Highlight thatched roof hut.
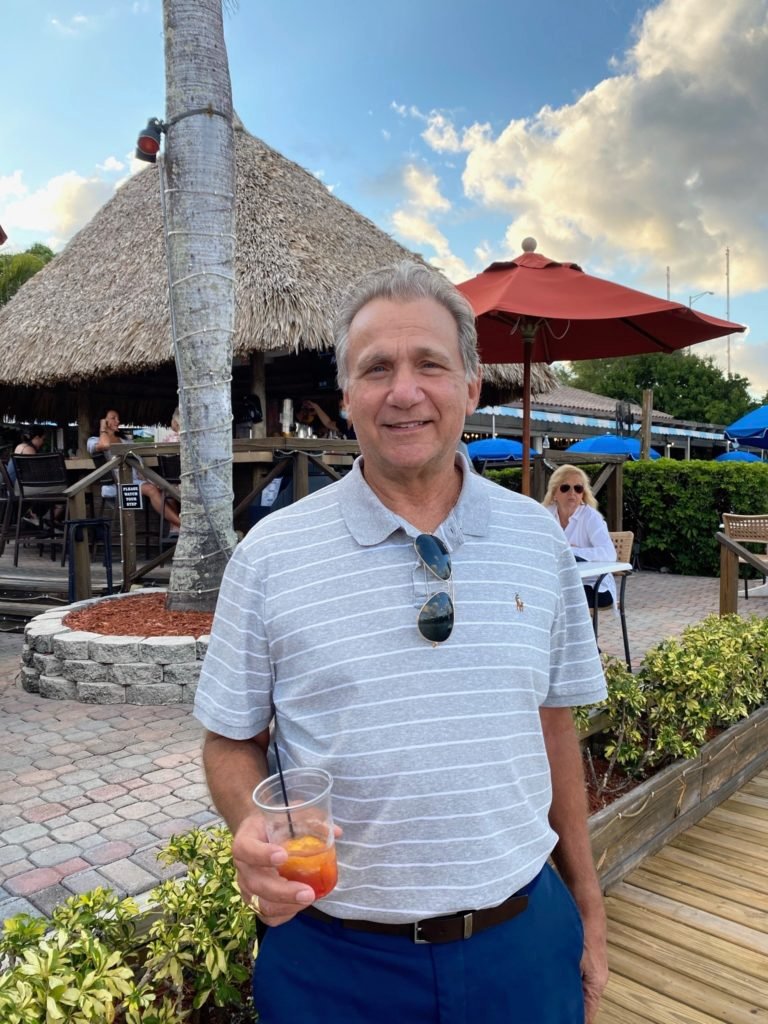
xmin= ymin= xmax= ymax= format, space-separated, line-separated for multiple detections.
xmin=0 ymin=117 xmax=554 ymax=424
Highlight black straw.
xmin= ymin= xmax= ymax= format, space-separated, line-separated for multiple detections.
xmin=272 ymin=720 xmax=295 ymax=838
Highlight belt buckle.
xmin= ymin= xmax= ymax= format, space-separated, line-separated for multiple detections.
xmin=413 ymin=911 xmax=474 ymax=943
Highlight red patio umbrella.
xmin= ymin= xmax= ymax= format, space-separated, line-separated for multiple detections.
xmin=457 ymin=239 xmax=746 ymax=493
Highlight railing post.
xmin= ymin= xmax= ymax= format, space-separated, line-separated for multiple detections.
xmin=293 ymin=452 xmax=309 ymax=501
xmin=605 ymin=466 xmax=623 ymax=532
xmin=118 ymin=459 xmax=136 ymax=592
xmin=69 ymin=488 xmax=92 ymax=602
xmin=720 ymin=542 xmax=738 ymax=615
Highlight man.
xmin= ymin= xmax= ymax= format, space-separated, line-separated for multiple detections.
xmin=194 ymin=262 xmax=609 ymax=1023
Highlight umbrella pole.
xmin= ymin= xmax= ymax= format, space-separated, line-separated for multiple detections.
xmin=520 ymin=324 xmax=536 ymax=496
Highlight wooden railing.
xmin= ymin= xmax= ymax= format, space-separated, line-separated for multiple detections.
xmin=717 ymin=531 xmax=768 ymax=614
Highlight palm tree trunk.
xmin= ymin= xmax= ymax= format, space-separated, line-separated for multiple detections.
xmin=162 ymin=0 xmax=237 ymax=611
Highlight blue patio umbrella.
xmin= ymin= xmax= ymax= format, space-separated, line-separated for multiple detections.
xmin=466 ymin=437 xmax=532 ymax=461
xmin=724 ymin=406 xmax=768 ymax=450
xmin=565 ymin=434 xmax=661 ymax=460
xmin=714 ymin=450 xmax=763 ymax=463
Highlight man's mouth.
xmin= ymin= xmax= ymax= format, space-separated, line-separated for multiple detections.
xmin=385 ymin=420 xmax=428 ymax=430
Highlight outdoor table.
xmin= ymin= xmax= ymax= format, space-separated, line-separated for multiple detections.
xmin=576 ymin=560 xmax=633 ymax=670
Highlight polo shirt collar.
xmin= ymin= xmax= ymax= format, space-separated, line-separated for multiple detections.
xmin=338 ymin=453 xmax=491 ymax=547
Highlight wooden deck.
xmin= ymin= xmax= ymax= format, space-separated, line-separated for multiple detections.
xmin=0 ymin=535 xmax=168 ymax=623
xmin=598 ymin=767 xmax=768 ymax=1023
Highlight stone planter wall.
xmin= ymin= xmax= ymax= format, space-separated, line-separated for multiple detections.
xmin=20 ymin=592 xmax=206 ymax=706
xmin=589 ymin=703 xmax=768 ymax=888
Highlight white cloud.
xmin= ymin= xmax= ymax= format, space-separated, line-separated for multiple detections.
xmin=421 ymin=112 xmax=463 ymax=153
xmin=695 ymin=334 xmax=768 ymax=397
xmin=390 ymin=101 xmax=408 ymax=117
xmin=381 ymin=129 xmax=391 ymax=142
xmin=418 ymin=0 xmax=768 ymax=294
xmin=389 ymin=165 xmax=469 ymax=281
xmin=402 ymin=165 xmax=450 ymax=212
xmin=0 ymin=170 xmax=114 ymax=250
xmin=0 ymin=171 xmax=26 ymax=203
xmin=50 ymin=14 xmax=89 ymax=36
xmin=97 ymin=156 xmax=125 ymax=173
xmin=391 ymin=209 xmax=471 ymax=281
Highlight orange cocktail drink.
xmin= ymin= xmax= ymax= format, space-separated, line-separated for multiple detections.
xmin=279 ymin=833 xmax=338 ymax=899
xmin=253 ymin=767 xmax=338 ymax=900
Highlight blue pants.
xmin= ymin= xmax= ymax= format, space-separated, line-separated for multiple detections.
xmin=252 ymin=864 xmax=584 ymax=1023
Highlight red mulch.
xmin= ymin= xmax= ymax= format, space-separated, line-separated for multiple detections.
xmin=583 ymin=753 xmax=644 ymax=814
xmin=64 ymin=592 xmax=214 ymax=638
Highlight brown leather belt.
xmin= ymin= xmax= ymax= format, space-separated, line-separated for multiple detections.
xmin=303 ymin=891 xmax=529 ymax=944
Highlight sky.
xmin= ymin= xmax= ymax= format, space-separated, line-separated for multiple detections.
xmin=2 ymin=0 xmax=767 ymax=397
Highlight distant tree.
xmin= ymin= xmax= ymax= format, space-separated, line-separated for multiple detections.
xmin=0 ymin=243 xmax=54 ymax=306
xmin=26 ymin=243 xmax=55 ymax=263
xmin=563 ymin=352 xmax=756 ymax=424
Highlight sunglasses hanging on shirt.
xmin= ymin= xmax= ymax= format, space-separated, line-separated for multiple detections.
xmin=413 ymin=533 xmax=454 ymax=645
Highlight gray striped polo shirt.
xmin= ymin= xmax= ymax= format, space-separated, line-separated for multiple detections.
xmin=194 ymin=456 xmax=606 ymax=923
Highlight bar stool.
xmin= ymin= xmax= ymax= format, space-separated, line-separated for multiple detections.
xmin=66 ymin=518 xmax=114 ymax=603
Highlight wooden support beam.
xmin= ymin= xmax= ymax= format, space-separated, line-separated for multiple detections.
xmin=720 ymin=541 xmax=739 ymax=615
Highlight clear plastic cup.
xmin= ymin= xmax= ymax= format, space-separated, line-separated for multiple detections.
xmin=253 ymin=767 xmax=337 ymax=899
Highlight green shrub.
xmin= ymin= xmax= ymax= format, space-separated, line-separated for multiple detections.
xmin=623 ymin=460 xmax=768 ymax=576
xmin=579 ymin=613 xmax=768 ymax=796
xmin=0 ymin=826 xmax=257 ymax=1023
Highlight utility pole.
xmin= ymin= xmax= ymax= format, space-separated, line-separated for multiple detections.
xmin=725 ymin=247 xmax=731 ymax=376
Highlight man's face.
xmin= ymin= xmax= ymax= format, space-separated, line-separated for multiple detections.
xmin=343 ymin=297 xmax=481 ymax=482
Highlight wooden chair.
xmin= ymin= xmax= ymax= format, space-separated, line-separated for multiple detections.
xmin=11 ymin=453 xmax=70 ymax=566
xmin=156 ymin=453 xmax=181 ymax=549
xmin=0 ymin=459 xmax=20 ymax=558
xmin=607 ymin=530 xmax=635 ymax=671
xmin=722 ymin=514 xmax=768 ymax=598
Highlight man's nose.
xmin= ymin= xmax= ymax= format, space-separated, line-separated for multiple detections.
xmin=387 ymin=367 xmax=423 ymax=405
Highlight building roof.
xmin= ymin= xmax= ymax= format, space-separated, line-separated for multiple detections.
xmin=0 ymin=116 xmax=554 ymax=422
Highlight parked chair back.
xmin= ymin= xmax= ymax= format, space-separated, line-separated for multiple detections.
xmin=606 ymin=530 xmax=635 ymax=671
xmin=12 ymin=452 xmax=69 ymax=494
xmin=608 ymin=530 xmax=634 ymax=565
xmin=0 ymin=458 xmax=19 ymax=558
xmin=722 ymin=514 xmax=768 ymax=598
xmin=157 ymin=453 xmax=181 ymax=482
xmin=11 ymin=453 xmax=70 ymax=567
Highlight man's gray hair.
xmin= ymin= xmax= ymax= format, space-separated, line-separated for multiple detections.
xmin=334 ymin=261 xmax=480 ymax=390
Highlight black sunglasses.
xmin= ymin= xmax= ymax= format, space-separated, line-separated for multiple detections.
xmin=413 ymin=534 xmax=454 ymax=645
xmin=559 ymin=483 xmax=584 ymax=494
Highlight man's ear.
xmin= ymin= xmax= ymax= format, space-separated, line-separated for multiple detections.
xmin=465 ymin=371 xmax=482 ymax=416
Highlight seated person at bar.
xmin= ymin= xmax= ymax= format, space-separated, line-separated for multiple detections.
xmin=88 ymin=408 xmax=181 ymax=534
xmin=543 ymin=464 xmax=616 ymax=609
xmin=164 ymin=407 xmax=181 ymax=443
xmin=298 ymin=398 xmax=356 ymax=439
xmin=8 ymin=425 xmax=47 ymax=488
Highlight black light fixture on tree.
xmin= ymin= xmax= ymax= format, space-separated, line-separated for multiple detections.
xmin=135 ymin=118 xmax=166 ymax=163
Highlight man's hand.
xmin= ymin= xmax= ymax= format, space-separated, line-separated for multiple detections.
xmin=232 ymin=814 xmax=315 ymax=927
xmin=581 ymin=909 xmax=609 ymax=1022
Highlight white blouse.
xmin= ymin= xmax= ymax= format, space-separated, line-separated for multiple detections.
xmin=548 ymin=503 xmax=617 ymax=603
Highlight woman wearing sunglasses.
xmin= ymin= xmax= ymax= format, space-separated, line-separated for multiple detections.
xmin=543 ymin=465 xmax=617 ymax=609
